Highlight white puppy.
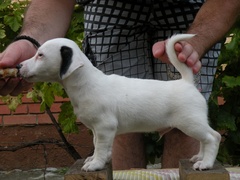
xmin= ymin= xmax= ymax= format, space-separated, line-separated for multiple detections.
xmin=18 ymin=34 xmax=221 ymax=171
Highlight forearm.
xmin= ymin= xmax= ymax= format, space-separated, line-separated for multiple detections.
xmin=187 ymin=0 xmax=240 ymax=57
xmin=20 ymin=0 xmax=76 ymax=44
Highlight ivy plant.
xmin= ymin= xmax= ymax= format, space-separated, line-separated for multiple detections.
xmin=209 ymin=19 xmax=240 ymax=166
xmin=0 ymin=0 xmax=84 ymax=133
xmin=0 ymin=0 xmax=28 ymax=110
xmin=0 ymin=0 xmax=28 ymax=51
xmin=5 ymin=0 xmax=240 ymax=165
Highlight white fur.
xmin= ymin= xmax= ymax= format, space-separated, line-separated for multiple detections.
xmin=19 ymin=34 xmax=221 ymax=171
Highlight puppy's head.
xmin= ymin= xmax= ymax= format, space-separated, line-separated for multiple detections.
xmin=19 ymin=38 xmax=84 ymax=82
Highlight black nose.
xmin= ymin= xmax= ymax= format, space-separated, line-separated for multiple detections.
xmin=16 ymin=64 xmax=23 ymax=69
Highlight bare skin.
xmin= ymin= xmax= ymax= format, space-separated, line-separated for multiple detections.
xmin=0 ymin=0 xmax=239 ymax=169
xmin=0 ymin=0 xmax=75 ymax=95
xmin=152 ymin=0 xmax=240 ymax=168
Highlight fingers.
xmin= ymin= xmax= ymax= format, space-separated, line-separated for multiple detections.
xmin=0 ymin=43 xmax=22 ymax=68
xmin=0 ymin=78 xmax=19 ymax=96
xmin=10 ymin=80 xmax=33 ymax=96
xmin=175 ymin=42 xmax=201 ymax=74
xmin=0 ymin=40 xmax=36 ymax=96
xmin=192 ymin=60 xmax=202 ymax=74
xmin=0 ymin=78 xmax=32 ymax=96
xmin=152 ymin=41 xmax=165 ymax=58
xmin=0 ymin=40 xmax=37 ymax=68
xmin=152 ymin=40 xmax=202 ymax=74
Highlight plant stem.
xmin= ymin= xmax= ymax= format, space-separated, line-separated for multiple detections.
xmin=45 ymin=106 xmax=81 ymax=160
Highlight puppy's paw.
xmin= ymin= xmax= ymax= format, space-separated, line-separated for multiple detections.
xmin=193 ymin=161 xmax=213 ymax=171
xmin=190 ymin=154 xmax=203 ymax=163
xmin=84 ymin=156 xmax=94 ymax=164
xmin=81 ymin=159 xmax=105 ymax=172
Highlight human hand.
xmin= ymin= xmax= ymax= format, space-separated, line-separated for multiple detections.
xmin=152 ymin=39 xmax=201 ymax=74
xmin=0 ymin=40 xmax=36 ymax=96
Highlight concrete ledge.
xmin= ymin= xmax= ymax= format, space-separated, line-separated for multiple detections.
xmin=179 ymin=159 xmax=230 ymax=180
xmin=64 ymin=159 xmax=113 ymax=180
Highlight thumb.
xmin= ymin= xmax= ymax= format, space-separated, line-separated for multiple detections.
xmin=0 ymin=48 xmax=22 ymax=68
xmin=0 ymin=41 xmax=36 ymax=68
xmin=152 ymin=41 xmax=165 ymax=58
xmin=152 ymin=40 xmax=170 ymax=64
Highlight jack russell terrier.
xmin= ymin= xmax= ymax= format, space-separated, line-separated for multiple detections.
xmin=18 ymin=34 xmax=221 ymax=171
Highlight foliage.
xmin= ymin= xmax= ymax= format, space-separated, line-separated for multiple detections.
xmin=58 ymin=101 xmax=78 ymax=134
xmin=6 ymin=0 xmax=240 ymax=165
xmin=0 ymin=0 xmax=28 ymax=52
xmin=0 ymin=0 xmax=84 ymax=133
xmin=0 ymin=94 xmax=23 ymax=111
xmin=0 ymin=0 xmax=28 ymax=109
xmin=144 ymin=132 xmax=163 ymax=164
xmin=209 ymin=19 xmax=240 ymax=165
xmin=66 ymin=5 xmax=84 ymax=48
xmin=0 ymin=0 xmax=163 ymax=163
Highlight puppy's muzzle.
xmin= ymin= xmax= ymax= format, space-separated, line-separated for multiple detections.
xmin=16 ymin=64 xmax=23 ymax=77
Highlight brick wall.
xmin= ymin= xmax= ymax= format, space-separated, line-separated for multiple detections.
xmin=0 ymin=94 xmax=94 ymax=170
xmin=0 ymin=94 xmax=68 ymax=126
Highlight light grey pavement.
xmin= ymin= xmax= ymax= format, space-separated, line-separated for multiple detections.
xmin=0 ymin=168 xmax=65 ymax=180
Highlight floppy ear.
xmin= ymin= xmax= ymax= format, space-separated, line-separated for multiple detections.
xmin=60 ymin=46 xmax=83 ymax=79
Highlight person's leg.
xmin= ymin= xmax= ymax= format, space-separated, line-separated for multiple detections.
xmin=150 ymin=1 xmax=221 ymax=168
xmin=83 ymin=0 xmax=153 ymax=169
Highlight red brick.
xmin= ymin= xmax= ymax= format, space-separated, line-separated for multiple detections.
xmin=12 ymin=104 xmax=28 ymax=115
xmin=0 ymin=116 xmax=3 ymax=126
xmin=50 ymin=103 xmax=62 ymax=113
xmin=3 ymin=115 xmax=37 ymax=126
xmin=28 ymin=104 xmax=44 ymax=114
xmin=21 ymin=95 xmax=35 ymax=104
xmin=37 ymin=113 xmax=52 ymax=124
xmin=53 ymin=113 xmax=59 ymax=121
xmin=54 ymin=96 xmax=69 ymax=103
xmin=0 ymin=105 xmax=11 ymax=115
xmin=0 ymin=100 xmax=4 ymax=105
xmin=37 ymin=113 xmax=59 ymax=125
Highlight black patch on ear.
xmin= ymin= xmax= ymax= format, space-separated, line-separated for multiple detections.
xmin=60 ymin=46 xmax=73 ymax=78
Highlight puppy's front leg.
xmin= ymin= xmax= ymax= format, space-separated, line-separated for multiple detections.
xmin=81 ymin=122 xmax=117 ymax=171
xmin=84 ymin=129 xmax=97 ymax=164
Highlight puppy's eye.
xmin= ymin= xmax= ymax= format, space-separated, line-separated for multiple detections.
xmin=38 ymin=53 xmax=44 ymax=58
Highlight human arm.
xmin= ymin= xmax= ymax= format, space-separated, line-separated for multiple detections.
xmin=0 ymin=0 xmax=76 ymax=95
xmin=152 ymin=0 xmax=240 ymax=74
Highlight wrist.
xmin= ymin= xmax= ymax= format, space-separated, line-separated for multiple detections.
xmin=13 ymin=35 xmax=41 ymax=49
xmin=13 ymin=39 xmax=38 ymax=62
xmin=185 ymin=35 xmax=207 ymax=59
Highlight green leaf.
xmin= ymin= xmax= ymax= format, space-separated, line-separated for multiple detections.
xmin=217 ymin=110 xmax=237 ymax=131
xmin=0 ymin=0 xmax=11 ymax=10
xmin=229 ymin=131 xmax=240 ymax=144
xmin=4 ymin=12 xmax=22 ymax=32
xmin=222 ymin=76 xmax=240 ymax=88
xmin=58 ymin=102 xmax=78 ymax=134
xmin=26 ymin=90 xmax=39 ymax=102
xmin=226 ymin=35 xmax=237 ymax=51
xmin=0 ymin=29 xmax=6 ymax=39
xmin=0 ymin=94 xmax=23 ymax=111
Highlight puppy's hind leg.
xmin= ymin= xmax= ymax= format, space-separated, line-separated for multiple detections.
xmin=190 ymin=141 xmax=204 ymax=163
xmin=178 ymin=123 xmax=221 ymax=170
xmin=192 ymin=129 xmax=221 ymax=170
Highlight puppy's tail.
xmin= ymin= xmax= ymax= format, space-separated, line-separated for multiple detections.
xmin=166 ymin=34 xmax=195 ymax=84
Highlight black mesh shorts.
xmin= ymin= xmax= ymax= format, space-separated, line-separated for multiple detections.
xmin=82 ymin=0 xmax=221 ymax=100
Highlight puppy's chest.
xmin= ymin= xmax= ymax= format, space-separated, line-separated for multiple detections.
xmin=71 ymin=100 xmax=98 ymax=123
